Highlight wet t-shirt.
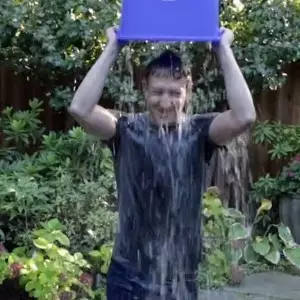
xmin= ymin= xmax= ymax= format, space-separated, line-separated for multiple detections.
xmin=105 ymin=113 xmax=218 ymax=291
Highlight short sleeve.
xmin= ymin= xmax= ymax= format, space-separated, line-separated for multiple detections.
xmin=192 ymin=114 xmax=220 ymax=164
xmin=101 ymin=116 xmax=127 ymax=159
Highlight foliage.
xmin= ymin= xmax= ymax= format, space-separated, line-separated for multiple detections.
xmin=0 ymin=102 xmax=117 ymax=253
xmin=199 ymin=187 xmax=249 ymax=288
xmin=89 ymin=243 xmax=113 ymax=276
xmin=0 ymin=172 xmax=117 ymax=252
xmin=199 ymin=188 xmax=300 ymax=289
xmin=274 ymin=155 xmax=300 ymax=197
xmin=245 ymin=199 xmax=300 ymax=270
xmin=252 ymin=121 xmax=300 ymax=201
xmin=251 ymin=174 xmax=280 ymax=201
xmin=0 ymin=219 xmax=95 ymax=300
xmin=253 ymin=121 xmax=300 ymax=161
xmin=1 ymin=0 xmax=300 ymax=112
xmin=0 ymin=99 xmax=44 ymax=157
xmin=89 ymin=243 xmax=114 ymax=299
xmin=1 ymin=99 xmax=115 ymax=183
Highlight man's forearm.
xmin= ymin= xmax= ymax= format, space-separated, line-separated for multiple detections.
xmin=69 ymin=42 xmax=120 ymax=117
xmin=216 ymin=45 xmax=256 ymax=123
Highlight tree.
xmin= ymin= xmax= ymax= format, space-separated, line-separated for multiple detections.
xmin=0 ymin=0 xmax=300 ymax=113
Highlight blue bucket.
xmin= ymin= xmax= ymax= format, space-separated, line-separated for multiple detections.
xmin=118 ymin=0 xmax=220 ymax=42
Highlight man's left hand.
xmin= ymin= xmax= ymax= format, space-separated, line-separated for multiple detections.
xmin=213 ymin=27 xmax=234 ymax=50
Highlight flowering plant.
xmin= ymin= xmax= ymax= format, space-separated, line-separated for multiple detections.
xmin=277 ymin=154 xmax=300 ymax=196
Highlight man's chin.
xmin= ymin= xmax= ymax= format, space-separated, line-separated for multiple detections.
xmin=149 ymin=112 xmax=184 ymax=126
xmin=157 ymin=118 xmax=176 ymax=125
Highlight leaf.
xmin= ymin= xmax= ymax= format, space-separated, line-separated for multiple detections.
xmin=47 ymin=218 xmax=62 ymax=230
xmin=89 ymin=250 xmax=101 ymax=258
xmin=228 ymin=223 xmax=249 ymax=241
xmin=57 ymin=248 xmax=69 ymax=257
xmin=268 ymin=234 xmax=282 ymax=250
xmin=278 ymin=224 xmax=295 ymax=248
xmin=57 ymin=249 xmax=74 ymax=262
xmin=32 ymin=287 xmax=43 ymax=298
xmin=264 ymin=246 xmax=280 ymax=265
xmin=11 ymin=247 xmax=26 ymax=256
xmin=33 ymin=238 xmax=49 ymax=250
xmin=257 ymin=199 xmax=272 ymax=215
xmin=252 ymin=236 xmax=270 ymax=256
xmin=25 ymin=281 xmax=35 ymax=292
xmin=74 ymin=252 xmax=83 ymax=260
xmin=244 ymin=244 xmax=258 ymax=263
xmin=283 ymin=247 xmax=300 ymax=269
xmin=224 ymin=208 xmax=245 ymax=221
xmin=51 ymin=230 xmax=70 ymax=247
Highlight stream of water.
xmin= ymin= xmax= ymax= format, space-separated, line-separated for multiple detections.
xmin=110 ymin=110 xmax=234 ymax=299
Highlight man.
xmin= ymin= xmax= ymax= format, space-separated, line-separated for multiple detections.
xmin=69 ymin=26 xmax=256 ymax=300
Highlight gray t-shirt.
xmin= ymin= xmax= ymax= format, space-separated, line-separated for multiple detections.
xmin=105 ymin=113 xmax=217 ymax=288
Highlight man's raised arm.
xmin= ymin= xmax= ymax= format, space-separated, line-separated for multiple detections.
xmin=208 ymin=28 xmax=256 ymax=146
xmin=68 ymin=26 xmax=120 ymax=140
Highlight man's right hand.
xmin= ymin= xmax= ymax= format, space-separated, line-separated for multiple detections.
xmin=106 ymin=26 xmax=119 ymax=46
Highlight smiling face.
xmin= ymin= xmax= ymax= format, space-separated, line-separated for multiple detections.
xmin=145 ymin=74 xmax=188 ymax=125
xmin=143 ymin=50 xmax=192 ymax=126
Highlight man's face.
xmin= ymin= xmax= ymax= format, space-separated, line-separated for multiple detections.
xmin=144 ymin=75 xmax=188 ymax=125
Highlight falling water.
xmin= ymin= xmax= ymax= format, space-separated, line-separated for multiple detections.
xmin=109 ymin=47 xmax=256 ymax=300
xmin=144 ymin=116 xmax=194 ymax=300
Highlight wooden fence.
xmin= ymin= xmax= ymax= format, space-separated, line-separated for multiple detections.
xmin=1 ymin=62 xmax=300 ymax=180
xmin=250 ymin=61 xmax=300 ymax=180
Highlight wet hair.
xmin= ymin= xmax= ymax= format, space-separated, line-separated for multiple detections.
xmin=143 ymin=50 xmax=193 ymax=111
xmin=144 ymin=50 xmax=192 ymax=83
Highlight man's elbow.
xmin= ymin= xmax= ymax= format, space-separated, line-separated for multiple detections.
xmin=244 ymin=110 xmax=257 ymax=126
xmin=68 ymin=103 xmax=88 ymax=120
xmin=233 ymin=110 xmax=256 ymax=131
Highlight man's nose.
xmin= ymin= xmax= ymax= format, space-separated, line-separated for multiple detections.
xmin=160 ymin=96 xmax=173 ymax=110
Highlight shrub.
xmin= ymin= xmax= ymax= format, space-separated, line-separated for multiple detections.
xmin=0 ymin=102 xmax=117 ymax=254
xmin=0 ymin=219 xmax=96 ymax=299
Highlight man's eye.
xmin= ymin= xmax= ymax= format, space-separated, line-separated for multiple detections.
xmin=170 ymin=91 xmax=181 ymax=97
xmin=153 ymin=90 xmax=163 ymax=96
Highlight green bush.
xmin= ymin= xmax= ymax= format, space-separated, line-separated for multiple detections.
xmin=252 ymin=121 xmax=300 ymax=201
xmin=0 ymin=219 xmax=99 ymax=299
xmin=1 ymin=0 xmax=300 ymax=112
xmin=200 ymin=189 xmax=300 ymax=289
xmin=0 ymin=101 xmax=117 ymax=254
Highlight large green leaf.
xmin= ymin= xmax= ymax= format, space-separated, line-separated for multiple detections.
xmin=252 ymin=237 xmax=270 ymax=256
xmin=33 ymin=238 xmax=49 ymax=250
xmin=278 ymin=224 xmax=295 ymax=248
xmin=264 ymin=246 xmax=280 ymax=265
xmin=25 ymin=281 xmax=35 ymax=292
xmin=228 ymin=223 xmax=249 ymax=241
xmin=283 ymin=247 xmax=300 ymax=269
xmin=244 ymin=244 xmax=258 ymax=263
xmin=51 ymin=230 xmax=70 ymax=247
xmin=47 ymin=218 xmax=62 ymax=230
xmin=268 ymin=234 xmax=282 ymax=250
xmin=224 ymin=208 xmax=245 ymax=221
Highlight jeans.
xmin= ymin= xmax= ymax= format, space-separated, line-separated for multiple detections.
xmin=106 ymin=259 xmax=198 ymax=300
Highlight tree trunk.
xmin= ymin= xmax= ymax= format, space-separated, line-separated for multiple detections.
xmin=206 ymin=129 xmax=253 ymax=219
